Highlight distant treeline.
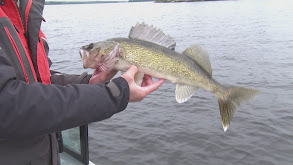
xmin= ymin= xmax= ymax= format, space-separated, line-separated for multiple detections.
xmin=155 ymin=0 xmax=227 ymax=2
xmin=45 ymin=0 xmax=154 ymax=5
xmin=45 ymin=0 xmax=226 ymax=5
xmin=45 ymin=1 xmax=126 ymax=5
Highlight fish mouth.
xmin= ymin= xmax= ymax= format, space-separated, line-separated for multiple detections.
xmin=79 ymin=48 xmax=89 ymax=61
xmin=79 ymin=41 xmax=119 ymax=73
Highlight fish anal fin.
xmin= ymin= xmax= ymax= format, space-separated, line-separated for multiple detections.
xmin=183 ymin=45 xmax=212 ymax=77
xmin=129 ymin=22 xmax=176 ymax=50
xmin=175 ymin=84 xmax=199 ymax=103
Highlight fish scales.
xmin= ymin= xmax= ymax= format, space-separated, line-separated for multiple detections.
xmin=112 ymin=38 xmax=211 ymax=86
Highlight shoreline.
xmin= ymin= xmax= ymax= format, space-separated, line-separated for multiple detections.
xmin=45 ymin=0 xmax=228 ymax=5
xmin=45 ymin=0 xmax=154 ymax=5
xmin=155 ymin=0 xmax=229 ymax=2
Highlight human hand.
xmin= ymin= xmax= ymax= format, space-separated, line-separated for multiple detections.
xmin=121 ymin=65 xmax=165 ymax=102
xmin=89 ymin=68 xmax=118 ymax=84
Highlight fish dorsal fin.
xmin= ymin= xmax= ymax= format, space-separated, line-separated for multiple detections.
xmin=183 ymin=45 xmax=212 ymax=77
xmin=129 ymin=22 xmax=176 ymax=50
xmin=175 ymin=84 xmax=199 ymax=103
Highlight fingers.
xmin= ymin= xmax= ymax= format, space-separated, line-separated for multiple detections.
xmin=141 ymin=75 xmax=153 ymax=87
xmin=125 ymin=65 xmax=138 ymax=78
xmin=121 ymin=65 xmax=138 ymax=84
xmin=89 ymin=69 xmax=118 ymax=84
xmin=143 ymin=79 xmax=165 ymax=95
xmin=121 ymin=65 xmax=165 ymax=102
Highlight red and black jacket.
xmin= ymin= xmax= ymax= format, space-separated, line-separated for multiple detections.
xmin=0 ymin=0 xmax=50 ymax=84
xmin=0 ymin=0 xmax=129 ymax=164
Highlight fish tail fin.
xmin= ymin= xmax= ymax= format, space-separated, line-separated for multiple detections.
xmin=218 ymin=86 xmax=259 ymax=132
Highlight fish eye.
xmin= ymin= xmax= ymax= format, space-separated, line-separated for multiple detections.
xmin=88 ymin=43 xmax=94 ymax=49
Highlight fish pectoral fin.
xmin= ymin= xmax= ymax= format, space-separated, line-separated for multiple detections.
xmin=129 ymin=22 xmax=176 ymax=50
xmin=134 ymin=71 xmax=144 ymax=86
xmin=175 ymin=84 xmax=199 ymax=103
xmin=183 ymin=45 xmax=212 ymax=77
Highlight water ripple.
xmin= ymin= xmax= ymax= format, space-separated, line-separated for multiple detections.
xmin=42 ymin=1 xmax=293 ymax=164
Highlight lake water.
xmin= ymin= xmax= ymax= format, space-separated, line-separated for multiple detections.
xmin=42 ymin=0 xmax=293 ymax=164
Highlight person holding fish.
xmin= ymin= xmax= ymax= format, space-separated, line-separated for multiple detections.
xmin=0 ymin=0 xmax=164 ymax=164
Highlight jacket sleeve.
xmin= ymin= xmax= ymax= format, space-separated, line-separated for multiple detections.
xmin=50 ymin=70 xmax=92 ymax=85
xmin=0 ymin=55 xmax=129 ymax=140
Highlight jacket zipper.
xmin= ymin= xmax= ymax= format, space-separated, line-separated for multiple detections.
xmin=4 ymin=26 xmax=29 ymax=83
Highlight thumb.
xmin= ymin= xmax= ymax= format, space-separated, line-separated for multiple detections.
xmin=125 ymin=65 xmax=138 ymax=78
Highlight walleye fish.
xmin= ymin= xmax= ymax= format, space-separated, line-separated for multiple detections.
xmin=80 ymin=22 xmax=258 ymax=131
